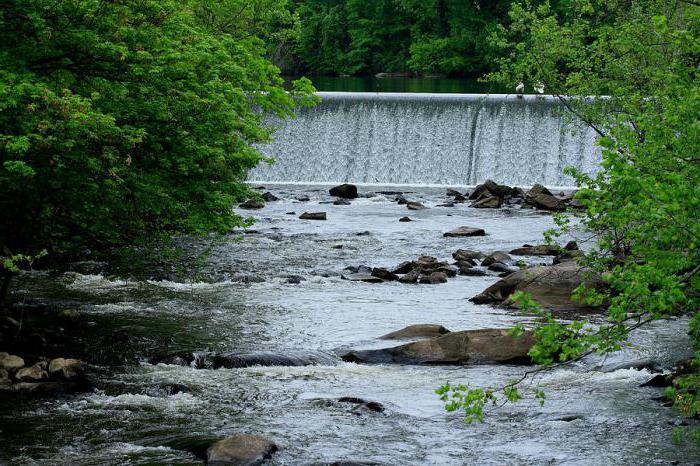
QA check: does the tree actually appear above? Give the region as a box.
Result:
[0,0,316,304]
[439,0,700,445]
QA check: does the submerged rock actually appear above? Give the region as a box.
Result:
[329,183,358,199]
[338,397,385,414]
[206,351,337,369]
[443,226,486,237]
[470,261,604,312]
[207,434,278,466]
[299,212,327,220]
[406,201,427,210]
[239,199,264,209]
[379,324,451,340]
[342,329,534,365]
[262,192,280,202]
[333,199,351,206]
[342,273,383,283]
[398,216,412,222]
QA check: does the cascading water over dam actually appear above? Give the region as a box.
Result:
[250,92,601,187]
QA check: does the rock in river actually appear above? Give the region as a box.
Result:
[329,183,358,199]
[398,216,412,222]
[510,244,561,256]
[299,212,327,220]
[470,261,604,312]
[342,328,534,365]
[443,226,486,237]
[379,324,451,340]
[406,201,427,210]
[239,199,264,209]
[207,434,278,466]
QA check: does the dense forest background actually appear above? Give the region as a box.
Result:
[273,0,576,78]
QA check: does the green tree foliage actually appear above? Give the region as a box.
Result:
[0,0,316,300]
[289,0,514,76]
[439,0,700,444]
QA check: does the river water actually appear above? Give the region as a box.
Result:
[2,185,697,465]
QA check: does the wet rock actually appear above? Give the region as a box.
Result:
[15,364,48,382]
[286,275,306,284]
[48,358,86,381]
[295,195,311,202]
[239,199,264,209]
[329,184,358,199]
[356,231,371,236]
[487,263,519,274]
[207,434,278,466]
[57,309,81,322]
[158,355,191,366]
[286,211,296,215]
[342,273,383,283]
[640,374,671,388]
[469,180,513,200]
[470,261,604,312]
[527,192,566,211]
[456,259,477,268]
[162,383,190,395]
[528,184,553,197]
[262,192,280,202]
[0,353,24,371]
[204,351,337,369]
[512,187,527,198]
[380,324,451,340]
[398,216,413,222]
[510,245,561,256]
[421,271,448,284]
[344,265,372,274]
[554,414,584,422]
[565,241,579,251]
[398,270,420,284]
[443,226,486,237]
[481,251,512,266]
[333,200,351,206]
[598,358,663,373]
[391,261,414,274]
[371,268,399,281]
[437,201,455,207]
[470,196,502,209]
[299,212,327,220]
[406,201,427,210]
[446,188,464,197]
[459,267,487,276]
[342,328,534,365]
[338,397,385,415]
[395,195,408,205]
[452,249,483,262]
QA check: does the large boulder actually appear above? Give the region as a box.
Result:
[207,434,278,466]
[329,184,358,199]
[443,226,486,237]
[527,193,566,211]
[342,329,534,365]
[470,261,605,312]
[379,324,451,340]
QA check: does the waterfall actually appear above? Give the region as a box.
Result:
[250,92,601,187]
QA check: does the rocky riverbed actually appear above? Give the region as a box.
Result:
[1,184,697,465]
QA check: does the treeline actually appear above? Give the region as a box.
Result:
[277,0,513,77]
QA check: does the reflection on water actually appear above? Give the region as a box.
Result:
[285,75,510,94]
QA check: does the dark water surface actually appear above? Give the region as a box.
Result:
[2,185,697,465]
[286,76,510,94]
